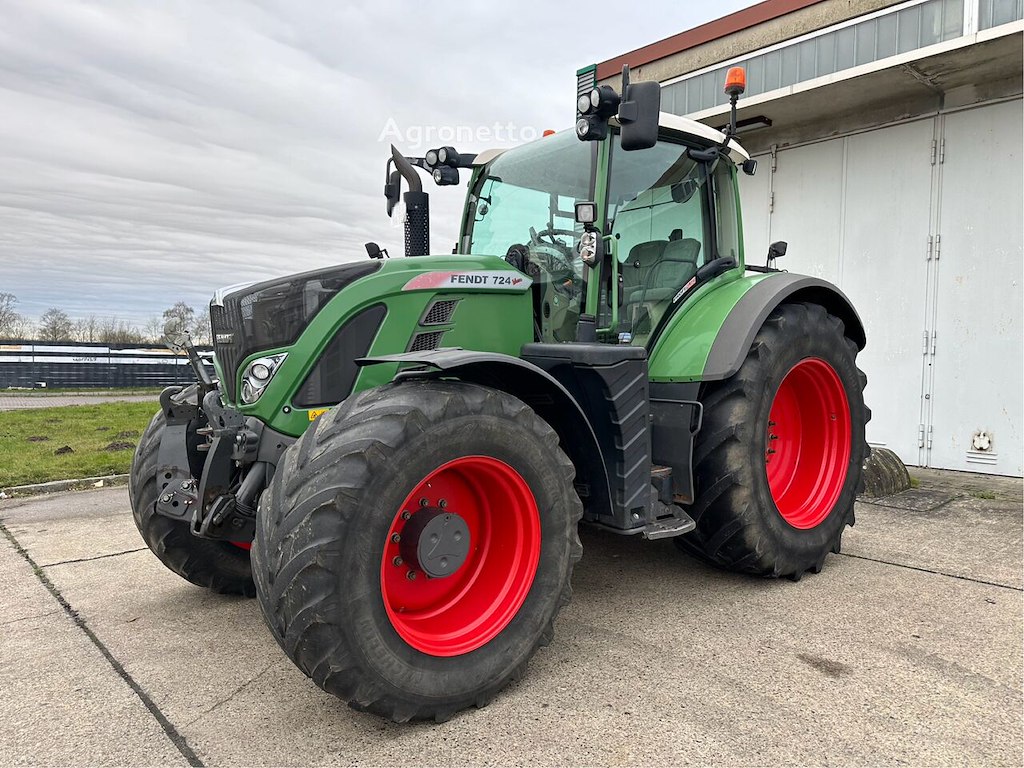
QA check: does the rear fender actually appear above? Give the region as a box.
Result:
[649,272,865,382]
[702,274,865,381]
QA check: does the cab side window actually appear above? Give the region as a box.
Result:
[608,136,709,342]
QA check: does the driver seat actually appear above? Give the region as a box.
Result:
[622,240,667,305]
[624,230,702,306]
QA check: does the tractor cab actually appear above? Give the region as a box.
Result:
[386,65,755,350]
[457,117,750,346]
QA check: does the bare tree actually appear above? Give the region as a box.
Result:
[0,292,26,339]
[37,308,75,342]
[191,306,211,345]
[144,316,164,343]
[98,317,146,345]
[162,302,195,337]
[8,314,34,340]
[75,314,100,343]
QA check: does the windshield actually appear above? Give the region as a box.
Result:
[463,131,594,342]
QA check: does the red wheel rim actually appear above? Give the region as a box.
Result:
[766,358,851,529]
[381,456,541,657]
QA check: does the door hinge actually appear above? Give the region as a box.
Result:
[918,423,926,448]
[769,191,775,213]
[926,235,934,260]
[938,139,945,164]
[934,234,941,260]
[922,330,929,355]
[926,424,934,450]
[931,330,937,356]
[930,139,938,165]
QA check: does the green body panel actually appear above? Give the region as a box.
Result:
[647,271,773,382]
[233,255,533,437]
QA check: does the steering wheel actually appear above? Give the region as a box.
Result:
[528,226,579,294]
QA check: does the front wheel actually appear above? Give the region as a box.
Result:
[677,302,869,579]
[129,408,255,596]
[252,380,582,722]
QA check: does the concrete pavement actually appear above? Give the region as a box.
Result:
[0,469,1020,766]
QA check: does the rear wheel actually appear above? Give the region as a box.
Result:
[252,380,582,722]
[677,302,869,578]
[129,408,255,596]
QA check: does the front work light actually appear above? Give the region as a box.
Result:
[436,146,459,167]
[432,166,459,185]
[574,201,597,225]
[589,85,620,117]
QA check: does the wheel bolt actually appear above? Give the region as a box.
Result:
[160,494,172,503]
[406,570,417,580]
[438,499,447,509]
[401,510,412,520]
[392,556,403,567]
[767,448,776,455]
[419,498,429,507]
[391,533,401,543]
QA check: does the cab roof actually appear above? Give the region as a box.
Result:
[473,112,749,167]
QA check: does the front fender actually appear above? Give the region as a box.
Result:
[357,349,614,524]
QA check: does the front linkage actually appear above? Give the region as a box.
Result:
[153,383,292,545]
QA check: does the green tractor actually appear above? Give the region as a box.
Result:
[129,66,868,722]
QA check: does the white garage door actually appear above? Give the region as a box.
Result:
[738,97,1023,476]
[927,100,1023,476]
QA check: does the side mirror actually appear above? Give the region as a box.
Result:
[365,242,388,260]
[742,158,758,176]
[768,241,788,261]
[619,80,661,151]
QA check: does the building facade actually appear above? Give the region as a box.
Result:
[588,0,1023,477]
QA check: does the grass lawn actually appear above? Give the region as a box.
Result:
[0,401,159,487]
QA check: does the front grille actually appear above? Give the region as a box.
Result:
[421,299,459,326]
[210,261,380,402]
[408,331,444,352]
[210,303,244,399]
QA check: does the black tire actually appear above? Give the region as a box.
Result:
[252,380,583,722]
[676,301,870,579]
[129,408,255,596]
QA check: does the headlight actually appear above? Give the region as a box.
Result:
[578,230,600,267]
[240,353,287,404]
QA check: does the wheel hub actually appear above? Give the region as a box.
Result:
[399,509,471,579]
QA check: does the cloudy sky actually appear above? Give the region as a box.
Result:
[0,0,753,326]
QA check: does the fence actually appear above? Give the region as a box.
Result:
[0,340,214,389]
